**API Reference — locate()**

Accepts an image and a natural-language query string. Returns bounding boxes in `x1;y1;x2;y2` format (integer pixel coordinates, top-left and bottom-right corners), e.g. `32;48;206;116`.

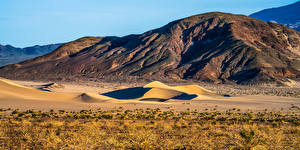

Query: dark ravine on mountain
0;12;300;85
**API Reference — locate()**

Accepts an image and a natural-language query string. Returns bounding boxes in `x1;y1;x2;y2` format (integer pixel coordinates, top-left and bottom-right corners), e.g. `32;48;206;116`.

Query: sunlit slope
144;81;215;95
0;78;75;100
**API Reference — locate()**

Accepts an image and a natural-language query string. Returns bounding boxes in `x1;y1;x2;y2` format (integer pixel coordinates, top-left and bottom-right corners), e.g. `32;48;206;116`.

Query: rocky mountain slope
1;12;300;85
0;43;62;67
250;1;300;31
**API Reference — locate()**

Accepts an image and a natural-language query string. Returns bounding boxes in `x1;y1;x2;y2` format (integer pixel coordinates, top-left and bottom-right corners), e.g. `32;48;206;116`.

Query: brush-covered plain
0;108;299;149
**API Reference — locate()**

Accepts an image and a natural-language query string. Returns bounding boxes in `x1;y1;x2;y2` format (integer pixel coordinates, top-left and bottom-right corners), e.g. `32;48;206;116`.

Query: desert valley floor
0;78;299;112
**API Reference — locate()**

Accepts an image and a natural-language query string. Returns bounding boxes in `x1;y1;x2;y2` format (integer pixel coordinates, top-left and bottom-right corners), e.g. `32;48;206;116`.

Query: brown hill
1;12;300;85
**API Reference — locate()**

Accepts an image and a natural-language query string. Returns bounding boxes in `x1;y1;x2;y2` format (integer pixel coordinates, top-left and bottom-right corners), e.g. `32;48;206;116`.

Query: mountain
0;43;62;67
0;12;300;85
250;1;300;31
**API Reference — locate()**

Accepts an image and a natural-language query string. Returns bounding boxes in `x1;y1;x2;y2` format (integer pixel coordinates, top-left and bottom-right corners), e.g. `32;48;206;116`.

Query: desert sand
0;78;299;112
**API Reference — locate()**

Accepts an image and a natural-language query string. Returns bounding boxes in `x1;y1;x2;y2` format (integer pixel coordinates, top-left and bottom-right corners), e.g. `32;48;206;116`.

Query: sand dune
0;78;216;103
0;78;75;101
102;81;214;101
76;93;112;103
0;78;114;103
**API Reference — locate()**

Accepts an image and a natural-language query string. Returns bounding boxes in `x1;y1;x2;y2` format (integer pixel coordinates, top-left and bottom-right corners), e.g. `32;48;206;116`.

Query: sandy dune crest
144;81;215;95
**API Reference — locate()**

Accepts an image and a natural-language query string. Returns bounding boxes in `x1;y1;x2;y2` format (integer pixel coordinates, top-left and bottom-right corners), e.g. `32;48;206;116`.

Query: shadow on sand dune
38;83;64;92
172;93;198;100
102;87;151;99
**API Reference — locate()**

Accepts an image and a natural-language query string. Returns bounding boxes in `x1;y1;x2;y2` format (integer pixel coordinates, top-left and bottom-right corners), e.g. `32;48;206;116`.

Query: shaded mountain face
250;1;300;31
1;12;300;85
0;43;62;67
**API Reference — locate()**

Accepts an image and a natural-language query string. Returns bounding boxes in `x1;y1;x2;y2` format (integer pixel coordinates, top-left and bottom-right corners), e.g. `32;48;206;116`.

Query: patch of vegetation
0;108;299;149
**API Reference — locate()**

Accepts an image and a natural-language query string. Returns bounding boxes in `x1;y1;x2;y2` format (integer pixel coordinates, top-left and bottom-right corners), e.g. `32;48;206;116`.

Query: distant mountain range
1;12;299;85
250;1;300;31
0;44;62;67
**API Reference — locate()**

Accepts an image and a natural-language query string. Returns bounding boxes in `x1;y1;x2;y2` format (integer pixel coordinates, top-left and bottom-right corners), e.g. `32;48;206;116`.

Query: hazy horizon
0;0;298;48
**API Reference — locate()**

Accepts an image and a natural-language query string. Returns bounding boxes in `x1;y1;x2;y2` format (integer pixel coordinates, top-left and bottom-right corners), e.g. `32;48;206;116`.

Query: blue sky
0;0;298;47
